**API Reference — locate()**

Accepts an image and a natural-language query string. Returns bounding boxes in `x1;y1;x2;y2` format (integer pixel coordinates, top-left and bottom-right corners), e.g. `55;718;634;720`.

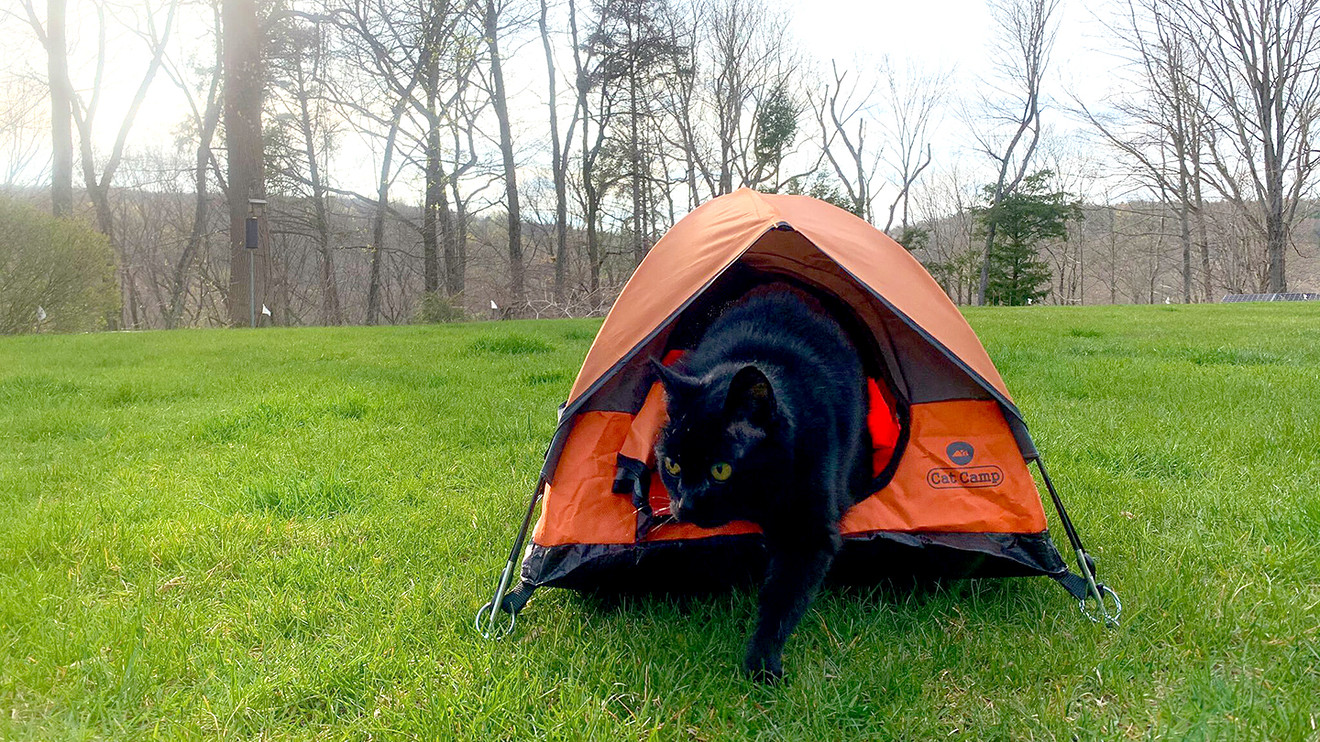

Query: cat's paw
742;650;784;684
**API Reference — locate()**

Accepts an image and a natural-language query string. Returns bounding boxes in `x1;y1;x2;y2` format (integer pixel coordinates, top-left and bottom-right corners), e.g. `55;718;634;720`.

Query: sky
1;0;1130;209
788;0;1112;100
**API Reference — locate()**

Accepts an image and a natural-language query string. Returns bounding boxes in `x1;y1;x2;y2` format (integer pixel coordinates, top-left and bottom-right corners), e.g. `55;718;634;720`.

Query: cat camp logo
946;441;974;465
927;440;1004;489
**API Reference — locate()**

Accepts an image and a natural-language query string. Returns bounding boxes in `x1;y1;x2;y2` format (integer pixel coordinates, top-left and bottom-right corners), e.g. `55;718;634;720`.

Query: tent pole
1033;455;1120;627
476;479;544;639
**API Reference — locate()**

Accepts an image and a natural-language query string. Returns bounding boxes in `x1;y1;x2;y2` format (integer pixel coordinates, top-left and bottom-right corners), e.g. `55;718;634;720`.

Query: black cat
651;286;872;681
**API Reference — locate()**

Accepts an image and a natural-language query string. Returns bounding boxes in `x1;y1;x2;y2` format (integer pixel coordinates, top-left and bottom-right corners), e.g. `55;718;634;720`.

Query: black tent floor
522;530;1069;594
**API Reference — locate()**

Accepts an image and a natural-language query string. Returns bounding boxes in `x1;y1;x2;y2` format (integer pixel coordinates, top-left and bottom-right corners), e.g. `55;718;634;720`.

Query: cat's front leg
743;531;840;682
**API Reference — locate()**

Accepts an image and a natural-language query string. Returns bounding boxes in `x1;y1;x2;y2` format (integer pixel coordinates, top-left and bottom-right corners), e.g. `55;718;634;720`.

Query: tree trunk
166;73;222;329
540;0;569;303
294;58;341;325
569;0;600;295
627;10;646;267
567;0;611;296
1193;166;1211;302
1265;216;1287;293
448;145;467;297
485;0;523;309
421;51;441;297
1178;177;1192;304
366;98;407;325
439;167;459;297
1265;183;1287;293
1078;226;1085;303
1108;207;1118;304
978;218;998;305
47;0;73;217
585;196;600;294
1180;0;1320;296
629;75;644;265
222;0;268;327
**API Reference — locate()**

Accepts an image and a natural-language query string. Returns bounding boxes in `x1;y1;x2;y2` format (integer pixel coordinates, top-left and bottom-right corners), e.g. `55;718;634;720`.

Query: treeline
2;0;1318;331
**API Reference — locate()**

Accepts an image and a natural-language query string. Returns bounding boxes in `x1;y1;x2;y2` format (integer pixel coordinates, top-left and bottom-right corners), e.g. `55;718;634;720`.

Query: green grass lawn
1;304;1318;740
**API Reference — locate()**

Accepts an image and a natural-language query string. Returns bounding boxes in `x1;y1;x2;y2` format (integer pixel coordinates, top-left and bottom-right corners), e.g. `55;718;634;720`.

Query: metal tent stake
476;479;545;639
1033;456;1121;627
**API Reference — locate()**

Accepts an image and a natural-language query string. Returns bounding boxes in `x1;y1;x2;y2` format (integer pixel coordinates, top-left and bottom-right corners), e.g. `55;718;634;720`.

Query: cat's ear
650;357;699;397
726;365;776;425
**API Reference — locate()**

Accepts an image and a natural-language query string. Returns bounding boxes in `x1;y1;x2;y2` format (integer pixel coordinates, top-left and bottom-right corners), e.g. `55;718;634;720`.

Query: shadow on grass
564;572;1027;622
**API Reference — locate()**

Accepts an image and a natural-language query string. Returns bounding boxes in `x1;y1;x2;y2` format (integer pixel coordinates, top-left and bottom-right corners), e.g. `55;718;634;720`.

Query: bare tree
318;0;469;313
444;69;490;304
811;57;945;232
540;0;568;302
1171;0;1320;293
704;0;797;194
31;0;74;214
572;0;623;292
813;61;880;221
1076;0;1214;302
0;73;49;191
20;0;180;326
658;1;705;209
587;0;686;266
968;0;1060;305
912;163;980;302
877;60;947;237
160;0;223;328
482;0;524;307
269;15;343;324
1039;138;1104;304
364;85;415;324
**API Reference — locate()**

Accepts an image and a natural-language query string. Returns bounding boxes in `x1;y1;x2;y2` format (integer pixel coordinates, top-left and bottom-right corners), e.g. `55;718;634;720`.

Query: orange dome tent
477;189;1118;636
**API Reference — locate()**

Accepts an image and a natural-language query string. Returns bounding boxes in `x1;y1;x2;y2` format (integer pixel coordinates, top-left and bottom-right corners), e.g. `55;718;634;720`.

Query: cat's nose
672;497;698;522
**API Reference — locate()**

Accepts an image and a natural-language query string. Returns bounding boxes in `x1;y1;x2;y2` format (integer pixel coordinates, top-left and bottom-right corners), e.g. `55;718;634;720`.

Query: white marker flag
261;304;272;317
36;306;47;322
490;300;498;310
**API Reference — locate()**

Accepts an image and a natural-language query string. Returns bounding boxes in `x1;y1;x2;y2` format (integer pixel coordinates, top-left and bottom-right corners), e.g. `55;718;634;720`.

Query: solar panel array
1221;293;1320;302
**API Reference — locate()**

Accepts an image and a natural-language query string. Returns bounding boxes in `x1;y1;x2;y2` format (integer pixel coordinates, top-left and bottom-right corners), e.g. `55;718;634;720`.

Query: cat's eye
663;457;681;476
709;462;733;481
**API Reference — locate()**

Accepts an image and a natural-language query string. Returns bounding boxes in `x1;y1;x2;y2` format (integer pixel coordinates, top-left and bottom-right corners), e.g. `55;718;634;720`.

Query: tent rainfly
477;189;1119;637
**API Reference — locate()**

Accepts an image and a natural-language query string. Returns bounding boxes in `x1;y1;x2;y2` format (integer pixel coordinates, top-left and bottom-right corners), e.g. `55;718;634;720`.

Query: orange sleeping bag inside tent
479;189;1113;629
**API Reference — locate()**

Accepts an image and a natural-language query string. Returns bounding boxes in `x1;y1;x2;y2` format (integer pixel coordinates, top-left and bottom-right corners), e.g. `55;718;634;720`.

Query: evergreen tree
586;0;687;266
781;170;859;217
974;170;1082;306
753;83;800;185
